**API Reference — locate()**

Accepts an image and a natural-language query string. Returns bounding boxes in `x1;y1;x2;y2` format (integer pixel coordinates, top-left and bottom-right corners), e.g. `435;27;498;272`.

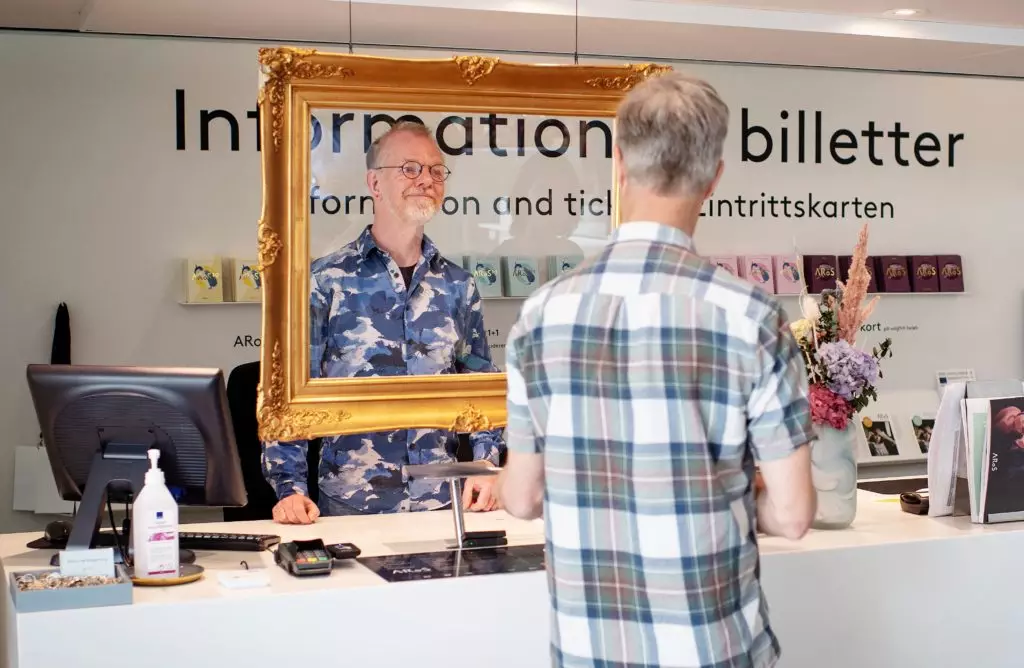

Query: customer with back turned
496;72;817;668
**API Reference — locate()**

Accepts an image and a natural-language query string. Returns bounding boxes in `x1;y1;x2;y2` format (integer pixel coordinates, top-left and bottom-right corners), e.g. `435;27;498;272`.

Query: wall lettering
740;108;965;167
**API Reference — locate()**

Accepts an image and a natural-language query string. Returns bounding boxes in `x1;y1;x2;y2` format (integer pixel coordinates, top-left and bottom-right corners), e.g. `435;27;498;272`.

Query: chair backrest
223;360;279;521
223;360;324;521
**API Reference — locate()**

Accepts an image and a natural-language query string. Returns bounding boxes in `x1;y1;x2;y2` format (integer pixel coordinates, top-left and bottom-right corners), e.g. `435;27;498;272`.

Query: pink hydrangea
809;383;851;430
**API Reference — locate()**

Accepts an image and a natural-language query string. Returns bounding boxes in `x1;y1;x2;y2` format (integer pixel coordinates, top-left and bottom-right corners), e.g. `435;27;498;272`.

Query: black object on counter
900;492;930;515
359;544;545;583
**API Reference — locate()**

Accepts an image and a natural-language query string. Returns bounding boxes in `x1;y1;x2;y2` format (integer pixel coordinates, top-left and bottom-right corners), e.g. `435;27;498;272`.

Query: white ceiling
3;0;1024;77
644;0;1024;28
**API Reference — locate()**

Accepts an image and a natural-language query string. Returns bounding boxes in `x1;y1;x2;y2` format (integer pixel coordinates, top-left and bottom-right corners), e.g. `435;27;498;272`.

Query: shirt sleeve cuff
274;481;309;500
472;438;503;466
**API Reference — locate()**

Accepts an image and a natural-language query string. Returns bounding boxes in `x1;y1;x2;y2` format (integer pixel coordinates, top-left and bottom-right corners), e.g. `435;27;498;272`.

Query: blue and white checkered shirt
505;221;814;668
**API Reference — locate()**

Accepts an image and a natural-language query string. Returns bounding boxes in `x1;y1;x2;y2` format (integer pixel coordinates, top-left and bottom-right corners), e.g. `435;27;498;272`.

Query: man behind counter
262;120;505;524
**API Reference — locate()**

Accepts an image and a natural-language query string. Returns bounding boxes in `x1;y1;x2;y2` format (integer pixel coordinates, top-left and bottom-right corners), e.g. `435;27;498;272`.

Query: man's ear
366;170;381;199
613;145;627;194
702;160;725;200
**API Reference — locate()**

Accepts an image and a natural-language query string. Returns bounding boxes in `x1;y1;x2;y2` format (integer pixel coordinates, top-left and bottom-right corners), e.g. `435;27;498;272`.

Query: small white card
59;548;115;578
217;570;270;589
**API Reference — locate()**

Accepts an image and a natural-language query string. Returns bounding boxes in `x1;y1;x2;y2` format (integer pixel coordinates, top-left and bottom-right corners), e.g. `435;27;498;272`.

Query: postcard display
710;253;965;296
856;411;933;464
709;250;964;467
183;257;263;303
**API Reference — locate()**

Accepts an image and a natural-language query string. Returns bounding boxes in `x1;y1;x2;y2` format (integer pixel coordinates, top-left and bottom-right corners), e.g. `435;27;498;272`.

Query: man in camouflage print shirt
263;121;505;523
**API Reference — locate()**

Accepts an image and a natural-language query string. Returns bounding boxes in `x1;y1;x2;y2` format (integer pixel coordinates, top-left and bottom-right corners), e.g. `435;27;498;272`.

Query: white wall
1;30;1020;532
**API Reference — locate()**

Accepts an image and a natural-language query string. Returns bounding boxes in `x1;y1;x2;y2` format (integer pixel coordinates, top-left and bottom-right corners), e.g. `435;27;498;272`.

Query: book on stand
951;390;1024;523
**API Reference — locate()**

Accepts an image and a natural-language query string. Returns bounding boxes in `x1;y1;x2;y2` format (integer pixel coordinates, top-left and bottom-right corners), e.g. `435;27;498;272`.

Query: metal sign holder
406;463;507;550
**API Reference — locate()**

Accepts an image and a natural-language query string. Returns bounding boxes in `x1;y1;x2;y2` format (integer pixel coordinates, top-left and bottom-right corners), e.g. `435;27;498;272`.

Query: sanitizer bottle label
145;511;178;576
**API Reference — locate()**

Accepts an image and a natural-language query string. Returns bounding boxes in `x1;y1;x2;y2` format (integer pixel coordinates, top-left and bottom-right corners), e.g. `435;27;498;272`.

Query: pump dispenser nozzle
145;448;164;484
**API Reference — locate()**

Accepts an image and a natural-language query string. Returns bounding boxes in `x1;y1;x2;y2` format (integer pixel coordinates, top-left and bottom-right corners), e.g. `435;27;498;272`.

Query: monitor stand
48;442;195;568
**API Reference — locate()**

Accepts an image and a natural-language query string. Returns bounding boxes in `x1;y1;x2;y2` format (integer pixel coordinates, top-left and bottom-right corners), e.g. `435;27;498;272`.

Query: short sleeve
746;306;815;462
504;318;543;455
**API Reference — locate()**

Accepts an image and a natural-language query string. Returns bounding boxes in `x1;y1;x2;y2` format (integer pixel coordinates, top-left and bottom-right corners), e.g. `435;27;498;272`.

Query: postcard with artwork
464;256;503;298
231;259;262;302
910;413;936;455
503;256;540;298
547;255;583;280
185;257;224;303
860;414;901;458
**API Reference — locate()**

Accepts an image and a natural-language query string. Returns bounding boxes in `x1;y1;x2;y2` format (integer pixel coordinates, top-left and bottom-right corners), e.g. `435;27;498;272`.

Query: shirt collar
611;221;696;252
356;225;441;266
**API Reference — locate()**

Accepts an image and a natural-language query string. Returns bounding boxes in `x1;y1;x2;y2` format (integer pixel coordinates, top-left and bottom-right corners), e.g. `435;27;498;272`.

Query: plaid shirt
505;222;813;668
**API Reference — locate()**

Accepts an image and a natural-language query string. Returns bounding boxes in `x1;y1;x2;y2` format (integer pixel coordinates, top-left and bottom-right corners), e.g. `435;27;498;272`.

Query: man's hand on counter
272;494;321;525
462;474;501;512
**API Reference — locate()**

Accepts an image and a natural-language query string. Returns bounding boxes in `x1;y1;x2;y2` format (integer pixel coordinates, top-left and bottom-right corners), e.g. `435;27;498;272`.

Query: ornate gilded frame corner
255;47;671;442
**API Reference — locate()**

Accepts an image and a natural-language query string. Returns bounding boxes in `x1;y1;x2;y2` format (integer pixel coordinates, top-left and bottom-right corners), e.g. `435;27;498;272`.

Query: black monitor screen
27;364;246;508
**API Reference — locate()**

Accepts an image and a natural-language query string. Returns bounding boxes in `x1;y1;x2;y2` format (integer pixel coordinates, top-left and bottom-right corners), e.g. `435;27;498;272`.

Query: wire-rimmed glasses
375;161;451;182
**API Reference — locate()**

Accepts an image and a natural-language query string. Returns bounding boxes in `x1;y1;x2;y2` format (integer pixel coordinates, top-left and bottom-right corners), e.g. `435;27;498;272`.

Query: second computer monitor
26;363;248;511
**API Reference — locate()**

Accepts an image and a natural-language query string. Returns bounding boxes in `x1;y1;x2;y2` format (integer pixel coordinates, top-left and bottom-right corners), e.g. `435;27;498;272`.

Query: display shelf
177;293;965;305
177;301;261;306
775;292;967;298
485;294;967;302
858;455;928;467
178;297;522;304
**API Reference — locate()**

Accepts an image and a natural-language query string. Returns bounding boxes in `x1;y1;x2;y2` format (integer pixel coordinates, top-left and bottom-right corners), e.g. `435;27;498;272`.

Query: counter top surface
1;489;1020;607
0;508;545;605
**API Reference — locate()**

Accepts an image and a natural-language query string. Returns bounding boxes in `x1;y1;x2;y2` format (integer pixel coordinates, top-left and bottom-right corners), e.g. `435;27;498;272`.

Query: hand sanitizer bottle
131;449;179;578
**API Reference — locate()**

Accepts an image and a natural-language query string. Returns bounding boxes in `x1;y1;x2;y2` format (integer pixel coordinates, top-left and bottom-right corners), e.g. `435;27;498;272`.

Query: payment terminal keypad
274;539;333;576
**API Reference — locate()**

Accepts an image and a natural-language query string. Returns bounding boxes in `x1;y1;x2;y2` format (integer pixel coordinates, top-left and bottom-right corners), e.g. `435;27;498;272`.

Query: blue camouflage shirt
261;225;506;514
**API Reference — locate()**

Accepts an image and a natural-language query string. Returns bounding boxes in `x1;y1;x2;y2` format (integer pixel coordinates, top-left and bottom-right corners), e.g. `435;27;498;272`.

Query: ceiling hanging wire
348;0;354;54
574;0;579;64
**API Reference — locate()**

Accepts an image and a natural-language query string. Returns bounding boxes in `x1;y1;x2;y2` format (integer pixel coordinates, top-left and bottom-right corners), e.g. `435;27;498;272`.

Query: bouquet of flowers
789;224;893;431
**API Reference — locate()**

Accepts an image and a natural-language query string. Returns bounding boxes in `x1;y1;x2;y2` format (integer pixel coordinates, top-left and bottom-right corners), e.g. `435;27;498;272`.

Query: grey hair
365;120;439;170
615;71;730;197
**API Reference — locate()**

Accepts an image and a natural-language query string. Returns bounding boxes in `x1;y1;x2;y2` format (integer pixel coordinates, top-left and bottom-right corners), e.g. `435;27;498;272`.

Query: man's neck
370;219;423;267
618;193;702;239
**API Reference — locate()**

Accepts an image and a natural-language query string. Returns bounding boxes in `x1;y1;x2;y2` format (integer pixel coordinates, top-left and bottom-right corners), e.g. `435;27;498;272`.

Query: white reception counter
3;489;1023;668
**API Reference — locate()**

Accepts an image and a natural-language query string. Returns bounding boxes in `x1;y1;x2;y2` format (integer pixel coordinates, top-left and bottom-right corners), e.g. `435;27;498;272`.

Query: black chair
223;361;322;521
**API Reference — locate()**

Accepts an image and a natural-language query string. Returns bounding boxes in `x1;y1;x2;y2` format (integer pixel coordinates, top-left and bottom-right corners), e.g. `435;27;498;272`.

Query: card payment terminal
275;539;333;576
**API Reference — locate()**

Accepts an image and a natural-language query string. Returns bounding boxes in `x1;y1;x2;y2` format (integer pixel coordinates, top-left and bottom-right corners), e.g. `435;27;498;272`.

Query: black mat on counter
358;544;545;582
857;477;927;495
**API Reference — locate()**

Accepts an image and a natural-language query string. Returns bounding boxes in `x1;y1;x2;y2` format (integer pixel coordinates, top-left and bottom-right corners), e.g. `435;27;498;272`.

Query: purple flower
816;340;879;401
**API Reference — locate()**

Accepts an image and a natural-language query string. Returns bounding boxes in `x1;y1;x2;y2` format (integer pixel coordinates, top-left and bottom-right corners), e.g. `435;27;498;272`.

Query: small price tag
59;548;115;578
937;369;975;396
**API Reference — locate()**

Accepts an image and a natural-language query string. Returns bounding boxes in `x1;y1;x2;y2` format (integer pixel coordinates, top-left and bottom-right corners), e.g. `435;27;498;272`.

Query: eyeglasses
375;161;451;182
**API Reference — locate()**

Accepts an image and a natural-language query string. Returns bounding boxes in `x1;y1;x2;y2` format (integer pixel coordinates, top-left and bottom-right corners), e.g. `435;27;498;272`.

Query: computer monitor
26;364;248;554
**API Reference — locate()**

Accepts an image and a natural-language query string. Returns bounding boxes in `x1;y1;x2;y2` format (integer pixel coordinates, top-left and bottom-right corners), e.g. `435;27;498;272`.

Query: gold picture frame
255;47;670;442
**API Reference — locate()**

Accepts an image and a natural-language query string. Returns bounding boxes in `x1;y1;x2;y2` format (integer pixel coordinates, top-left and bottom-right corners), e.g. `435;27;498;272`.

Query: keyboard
28;530;281;553
180;532;281;552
